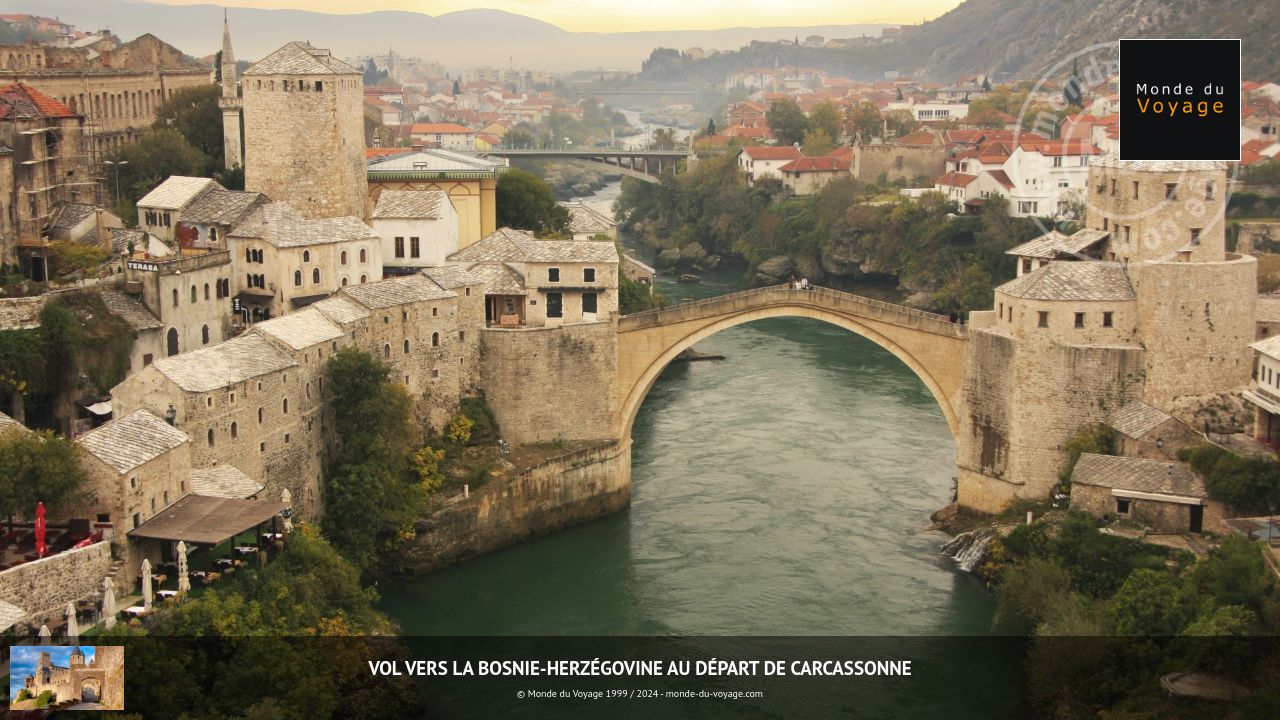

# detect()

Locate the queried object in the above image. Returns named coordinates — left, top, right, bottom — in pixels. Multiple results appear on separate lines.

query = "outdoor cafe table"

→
left=233, top=546, right=259, bottom=557
left=156, top=590, right=178, bottom=602
left=123, top=605, right=148, bottom=618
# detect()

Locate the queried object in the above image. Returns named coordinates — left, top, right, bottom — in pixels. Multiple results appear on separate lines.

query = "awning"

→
left=1243, top=389, right=1280, bottom=416
left=290, top=293, right=329, bottom=309
left=126, top=494, right=288, bottom=546
left=83, top=401, right=112, bottom=416
left=233, top=291, right=273, bottom=304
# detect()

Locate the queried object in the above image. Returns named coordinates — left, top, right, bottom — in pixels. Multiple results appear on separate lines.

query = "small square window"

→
left=284, top=433, right=290, bottom=444
left=259, top=442, right=266, bottom=453
left=1116, top=498, right=1131, bottom=514
left=1074, top=312, right=1084, bottom=328
left=1037, top=311, right=1049, bottom=328
left=584, top=268, right=596, bottom=282
left=1102, top=311, right=1114, bottom=328
left=548, top=268, right=560, bottom=282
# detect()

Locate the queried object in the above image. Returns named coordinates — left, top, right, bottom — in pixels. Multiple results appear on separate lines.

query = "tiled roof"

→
left=311, top=295, right=371, bottom=325
left=180, top=188, right=267, bottom=226
left=1108, top=401, right=1175, bottom=439
left=366, top=148, right=506, bottom=175
left=243, top=41, right=360, bottom=76
left=76, top=410, right=189, bottom=474
left=191, top=465, right=263, bottom=499
left=230, top=203, right=379, bottom=248
left=340, top=273, right=456, bottom=310
left=410, top=122, right=473, bottom=134
left=936, top=171, right=977, bottom=187
left=739, top=146, right=802, bottom=161
left=421, top=265, right=483, bottom=289
left=996, top=260, right=1134, bottom=301
left=985, top=169, right=1014, bottom=189
left=137, top=176, right=217, bottom=210
left=1072, top=453, right=1206, bottom=499
left=46, top=203, right=97, bottom=231
left=372, top=190, right=447, bottom=219
left=447, top=228, right=618, bottom=264
left=108, top=228, right=148, bottom=255
left=1006, top=228, right=1109, bottom=259
left=560, top=202, right=616, bottom=235
left=151, top=334, right=297, bottom=393
left=0, top=410, right=26, bottom=434
left=0, top=83, right=77, bottom=119
left=251, top=308, right=344, bottom=350
left=623, top=254, right=656, bottom=274
left=1249, top=333, right=1280, bottom=360
left=779, top=156, right=850, bottom=173
left=464, top=262, right=527, bottom=295
left=895, top=129, right=938, bottom=146
left=1256, top=295, right=1280, bottom=325
left=97, top=289, right=162, bottom=331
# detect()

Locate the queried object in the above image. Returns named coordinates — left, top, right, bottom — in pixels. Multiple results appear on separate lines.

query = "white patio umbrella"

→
left=281, top=489, right=293, bottom=533
left=37, top=624, right=50, bottom=644
left=65, top=601, right=78, bottom=642
left=176, top=541, right=190, bottom=594
left=102, top=577, right=117, bottom=630
left=141, top=558, right=153, bottom=613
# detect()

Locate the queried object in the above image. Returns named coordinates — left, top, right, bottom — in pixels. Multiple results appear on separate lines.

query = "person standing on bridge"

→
left=799, top=277, right=811, bottom=290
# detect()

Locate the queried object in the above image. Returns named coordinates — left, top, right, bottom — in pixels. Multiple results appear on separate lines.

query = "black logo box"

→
left=1119, top=38, right=1240, bottom=161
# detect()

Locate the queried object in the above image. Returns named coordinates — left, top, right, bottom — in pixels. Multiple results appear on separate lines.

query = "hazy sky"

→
left=147, top=0, right=964, bottom=32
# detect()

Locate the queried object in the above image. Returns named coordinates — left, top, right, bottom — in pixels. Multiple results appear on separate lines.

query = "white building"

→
left=885, top=100, right=970, bottom=122
left=370, top=190, right=459, bottom=272
left=736, top=146, right=803, bottom=185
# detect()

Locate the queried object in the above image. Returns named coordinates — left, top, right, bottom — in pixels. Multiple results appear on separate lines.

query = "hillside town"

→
left=0, top=6, right=1278, bottom=715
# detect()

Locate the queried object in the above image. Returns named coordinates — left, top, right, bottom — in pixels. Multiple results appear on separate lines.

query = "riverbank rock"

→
left=756, top=255, right=794, bottom=282
left=656, top=247, right=683, bottom=268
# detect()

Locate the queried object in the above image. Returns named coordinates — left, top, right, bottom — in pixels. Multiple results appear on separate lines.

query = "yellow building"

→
left=367, top=149, right=507, bottom=249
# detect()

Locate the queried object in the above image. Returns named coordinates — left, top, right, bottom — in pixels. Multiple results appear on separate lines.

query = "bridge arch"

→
left=615, top=287, right=967, bottom=444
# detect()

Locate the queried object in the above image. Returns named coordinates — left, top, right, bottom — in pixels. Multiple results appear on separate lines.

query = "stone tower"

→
left=241, top=41, right=368, bottom=220
left=218, top=12, right=243, bottom=170
left=955, top=157, right=1255, bottom=513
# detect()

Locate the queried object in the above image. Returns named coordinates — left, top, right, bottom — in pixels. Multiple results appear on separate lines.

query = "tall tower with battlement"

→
left=218, top=13, right=243, bottom=170
left=241, top=41, right=368, bottom=220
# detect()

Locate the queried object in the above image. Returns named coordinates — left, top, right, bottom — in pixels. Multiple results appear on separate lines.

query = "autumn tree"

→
left=807, top=101, right=843, bottom=142
left=844, top=101, right=881, bottom=143
left=766, top=98, right=808, bottom=146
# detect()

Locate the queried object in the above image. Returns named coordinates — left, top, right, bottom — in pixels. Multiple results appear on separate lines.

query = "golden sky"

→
left=148, top=1, right=963, bottom=32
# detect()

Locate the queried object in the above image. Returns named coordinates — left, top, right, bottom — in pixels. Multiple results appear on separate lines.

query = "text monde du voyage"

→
left=1133, top=82, right=1229, bottom=118
left=367, top=659, right=913, bottom=677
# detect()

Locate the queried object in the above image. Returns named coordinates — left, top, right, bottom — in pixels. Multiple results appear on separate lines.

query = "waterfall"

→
left=941, top=527, right=997, bottom=573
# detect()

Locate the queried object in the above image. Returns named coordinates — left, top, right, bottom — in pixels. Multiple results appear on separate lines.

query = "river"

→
left=380, top=181, right=999, bottom=638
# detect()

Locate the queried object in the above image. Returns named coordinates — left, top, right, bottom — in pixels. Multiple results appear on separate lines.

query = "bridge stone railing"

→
left=618, top=285, right=966, bottom=339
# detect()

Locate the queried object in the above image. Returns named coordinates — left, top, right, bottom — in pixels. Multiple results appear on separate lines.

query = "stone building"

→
left=1106, top=400, right=1201, bottom=461
left=0, top=34, right=210, bottom=155
left=227, top=202, right=382, bottom=320
left=447, top=228, right=618, bottom=327
left=122, top=250, right=234, bottom=360
left=560, top=201, right=618, bottom=241
left=0, top=83, right=95, bottom=271
left=958, top=158, right=1256, bottom=511
left=1069, top=453, right=1225, bottom=534
left=853, top=131, right=946, bottom=182
left=19, top=646, right=124, bottom=710
left=367, top=148, right=507, bottom=249
left=779, top=156, right=851, bottom=196
left=1244, top=334, right=1280, bottom=449
left=370, top=189, right=458, bottom=273
left=242, top=42, right=367, bottom=220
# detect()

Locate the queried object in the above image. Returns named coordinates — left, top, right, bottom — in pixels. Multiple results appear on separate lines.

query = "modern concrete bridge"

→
left=477, top=148, right=692, bottom=182
left=615, top=285, right=969, bottom=440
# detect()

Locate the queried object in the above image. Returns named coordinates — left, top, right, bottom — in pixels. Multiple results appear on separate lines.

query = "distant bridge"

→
left=476, top=148, right=693, bottom=182
left=615, top=285, right=969, bottom=439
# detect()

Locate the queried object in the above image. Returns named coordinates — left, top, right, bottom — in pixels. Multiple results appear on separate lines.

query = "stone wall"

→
left=478, top=321, right=617, bottom=446
left=1235, top=222, right=1280, bottom=255
left=0, top=541, right=111, bottom=627
left=854, top=143, right=945, bottom=183
left=401, top=441, right=630, bottom=573
left=1071, top=483, right=1228, bottom=535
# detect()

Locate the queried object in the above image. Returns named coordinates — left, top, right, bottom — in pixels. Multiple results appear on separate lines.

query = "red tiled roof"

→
left=779, top=156, right=850, bottom=173
left=365, top=147, right=406, bottom=158
left=410, top=122, right=473, bottom=134
left=895, top=129, right=937, bottom=147
left=0, top=83, right=77, bottom=120
left=740, top=145, right=802, bottom=160
left=1241, top=139, right=1278, bottom=166
left=985, top=170, right=1014, bottom=189
left=1032, top=140, right=1102, bottom=156
left=935, top=171, right=977, bottom=187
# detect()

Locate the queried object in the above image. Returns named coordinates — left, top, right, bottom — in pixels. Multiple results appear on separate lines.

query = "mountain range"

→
left=9, top=0, right=892, bottom=71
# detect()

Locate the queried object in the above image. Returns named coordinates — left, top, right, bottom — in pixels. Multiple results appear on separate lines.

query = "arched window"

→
left=172, top=289, right=178, bottom=307
left=246, top=273, right=252, bottom=287
left=432, top=332, right=440, bottom=347
left=341, top=277, right=348, bottom=286
left=303, top=250, right=310, bottom=262
left=294, top=270, right=302, bottom=286
left=360, top=274, right=367, bottom=283
left=166, top=328, right=179, bottom=356
left=312, top=268, right=320, bottom=284
left=340, top=251, right=347, bottom=265
left=210, top=227, right=218, bottom=242
left=383, top=344, right=391, bottom=358
left=282, top=398, right=288, bottom=414
left=201, top=324, right=210, bottom=345
left=204, top=283, right=210, bottom=300
left=230, top=422, right=238, bottom=439
left=207, top=429, right=214, bottom=446
left=257, top=407, right=263, bottom=423
left=245, top=248, right=252, bottom=263
left=359, top=248, right=367, bottom=263
left=190, top=285, right=197, bottom=303
left=403, top=339, right=410, bottom=354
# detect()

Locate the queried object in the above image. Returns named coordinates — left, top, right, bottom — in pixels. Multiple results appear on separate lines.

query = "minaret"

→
left=219, top=10, right=243, bottom=170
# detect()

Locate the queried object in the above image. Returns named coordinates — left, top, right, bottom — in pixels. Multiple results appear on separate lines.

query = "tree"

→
left=495, top=168, right=570, bottom=236
left=883, top=109, right=919, bottom=138
left=966, top=98, right=1009, bottom=129
left=807, top=101, right=842, bottom=142
left=106, top=129, right=211, bottom=223
left=801, top=128, right=835, bottom=156
left=1109, top=569, right=1193, bottom=635
left=1063, top=58, right=1085, bottom=108
left=994, top=556, right=1073, bottom=633
left=0, top=428, right=86, bottom=521
left=153, top=84, right=224, bottom=167
left=844, top=101, right=881, bottom=143
left=705, top=118, right=716, bottom=136
left=766, top=99, right=808, bottom=146
left=651, top=127, right=677, bottom=150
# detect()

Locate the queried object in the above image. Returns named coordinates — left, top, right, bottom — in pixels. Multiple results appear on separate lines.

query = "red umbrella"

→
left=34, top=502, right=47, bottom=558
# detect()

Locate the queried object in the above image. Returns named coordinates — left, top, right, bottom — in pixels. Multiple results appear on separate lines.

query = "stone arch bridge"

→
left=615, top=285, right=969, bottom=443
left=476, top=148, right=692, bottom=182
